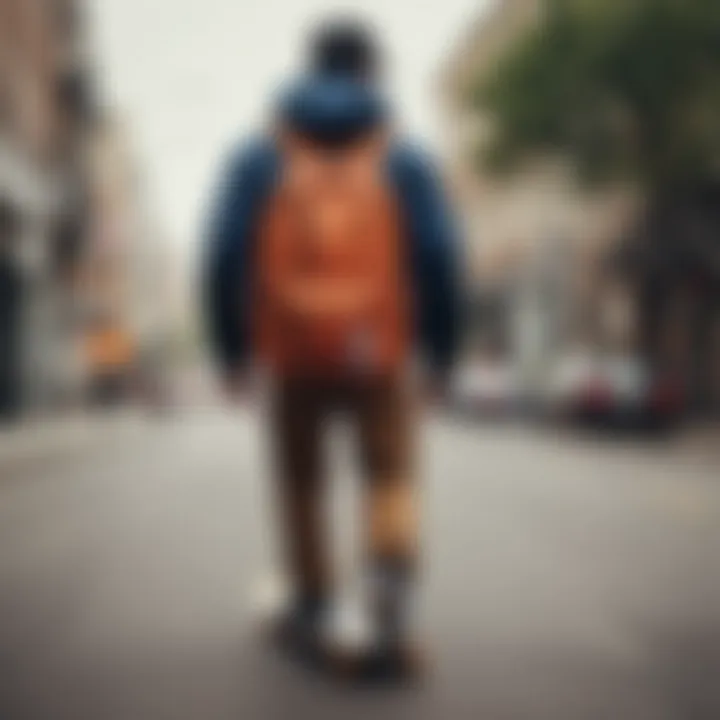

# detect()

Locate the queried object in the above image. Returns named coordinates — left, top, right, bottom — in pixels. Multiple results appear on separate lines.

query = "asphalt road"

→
left=0, top=408, right=719, bottom=720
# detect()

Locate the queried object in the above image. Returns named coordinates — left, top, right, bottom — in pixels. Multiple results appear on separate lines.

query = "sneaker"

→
left=268, top=603, right=327, bottom=670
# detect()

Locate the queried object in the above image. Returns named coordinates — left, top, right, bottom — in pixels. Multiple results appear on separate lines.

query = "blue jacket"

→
left=203, top=77, right=461, bottom=376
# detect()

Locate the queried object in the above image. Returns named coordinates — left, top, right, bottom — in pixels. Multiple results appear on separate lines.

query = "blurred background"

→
left=0, top=1, right=718, bottom=718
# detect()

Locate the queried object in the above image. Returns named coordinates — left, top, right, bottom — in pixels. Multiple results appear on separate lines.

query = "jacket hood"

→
left=277, top=76, right=388, bottom=146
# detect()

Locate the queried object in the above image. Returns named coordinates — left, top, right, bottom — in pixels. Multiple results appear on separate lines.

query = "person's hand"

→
left=423, top=374, right=451, bottom=409
left=224, top=368, right=252, bottom=404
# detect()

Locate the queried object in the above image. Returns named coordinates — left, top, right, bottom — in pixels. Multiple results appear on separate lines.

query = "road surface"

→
left=0, top=409, right=719, bottom=719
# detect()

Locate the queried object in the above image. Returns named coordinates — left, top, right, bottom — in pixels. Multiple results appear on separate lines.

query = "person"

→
left=203, top=19, right=460, bottom=681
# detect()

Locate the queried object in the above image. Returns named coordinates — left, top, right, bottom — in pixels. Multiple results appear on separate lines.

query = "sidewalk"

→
left=0, top=410, right=144, bottom=473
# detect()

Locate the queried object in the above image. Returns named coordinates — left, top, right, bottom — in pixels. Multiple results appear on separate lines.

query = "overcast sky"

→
left=89, top=0, right=488, bottom=256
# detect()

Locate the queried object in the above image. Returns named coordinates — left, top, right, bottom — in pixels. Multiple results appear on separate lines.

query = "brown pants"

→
left=271, top=375, right=416, bottom=599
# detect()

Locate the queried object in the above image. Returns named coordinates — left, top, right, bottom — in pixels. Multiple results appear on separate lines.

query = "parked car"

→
left=450, top=361, right=520, bottom=419
left=548, top=354, right=684, bottom=433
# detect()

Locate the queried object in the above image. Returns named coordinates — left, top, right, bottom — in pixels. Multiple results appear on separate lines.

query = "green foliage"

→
left=474, top=0, right=720, bottom=189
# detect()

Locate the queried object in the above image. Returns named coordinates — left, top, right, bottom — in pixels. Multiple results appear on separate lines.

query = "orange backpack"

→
left=255, top=132, right=411, bottom=377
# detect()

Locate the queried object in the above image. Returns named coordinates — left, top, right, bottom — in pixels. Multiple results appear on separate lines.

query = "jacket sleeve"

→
left=389, top=143, right=463, bottom=376
left=201, top=139, right=278, bottom=375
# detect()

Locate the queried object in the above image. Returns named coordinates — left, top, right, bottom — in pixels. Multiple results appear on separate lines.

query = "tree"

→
left=475, top=0, right=720, bottom=191
left=472, top=0, right=720, bottom=407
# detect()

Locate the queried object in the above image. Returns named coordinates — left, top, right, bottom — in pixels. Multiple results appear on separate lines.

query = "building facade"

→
left=0, top=0, right=94, bottom=418
left=0, top=0, right=174, bottom=419
left=441, top=0, right=640, bottom=395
